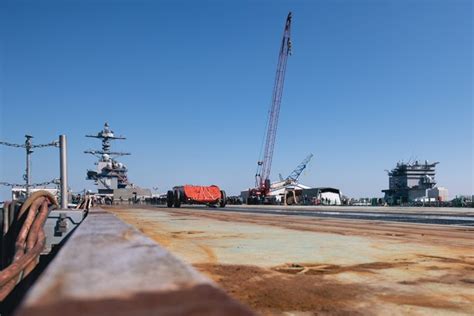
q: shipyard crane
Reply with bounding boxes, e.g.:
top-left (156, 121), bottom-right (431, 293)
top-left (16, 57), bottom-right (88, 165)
top-left (248, 12), bottom-right (292, 204)
top-left (279, 153), bottom-right (314, 184)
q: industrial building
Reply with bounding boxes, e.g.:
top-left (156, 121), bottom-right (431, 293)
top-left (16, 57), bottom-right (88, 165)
top-left (241, 185), bottom-right (342, 206)
top-left (382, 160), bottom-right (448, 204)
top-left (301, 188), bottom-right (342, 205)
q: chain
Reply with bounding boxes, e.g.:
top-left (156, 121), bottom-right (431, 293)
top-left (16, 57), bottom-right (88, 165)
top-left (0, 141), bottom-right (59, 148)
top-left (32, 141), bottom-right (59, 148)
top-left (0, 179), bottom-right (60, 187)
top-left (0, 141), bottom-right (24, 148)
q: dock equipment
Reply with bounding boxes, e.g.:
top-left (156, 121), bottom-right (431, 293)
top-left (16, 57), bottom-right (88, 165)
top-left (167, 185), bottom-right (226, 208)
top-left (279, 153), bottom-right (314, 184)
top-left (248, 12), bottom-right (292, 204)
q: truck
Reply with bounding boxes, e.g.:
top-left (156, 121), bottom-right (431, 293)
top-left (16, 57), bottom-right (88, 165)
top-left (167, 185), bottom-right (226, 208)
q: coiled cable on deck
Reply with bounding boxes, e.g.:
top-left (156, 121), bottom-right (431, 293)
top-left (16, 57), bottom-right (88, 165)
top-left (0, 191), bottom-right (57, 300)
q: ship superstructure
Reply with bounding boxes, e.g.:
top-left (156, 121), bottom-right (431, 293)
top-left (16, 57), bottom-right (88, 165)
top-left (85, 123), bottom-right (131, 194)
top-left (382, 160), bottom-right (447, 204)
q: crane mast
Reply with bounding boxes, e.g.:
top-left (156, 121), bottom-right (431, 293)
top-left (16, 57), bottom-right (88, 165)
top-left (255, 12), bottom-right (293, 195)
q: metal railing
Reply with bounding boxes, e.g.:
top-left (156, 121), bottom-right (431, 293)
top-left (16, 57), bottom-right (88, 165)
top-left (1, 135), bottom-right (68, 209)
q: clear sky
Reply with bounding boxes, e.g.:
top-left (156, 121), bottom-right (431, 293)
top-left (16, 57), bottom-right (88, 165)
top-left (1, 0), bottom-right (472, 200)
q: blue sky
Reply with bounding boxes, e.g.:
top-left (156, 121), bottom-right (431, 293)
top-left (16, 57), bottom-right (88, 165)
top-left (1, 0), bottom-right (472, 199)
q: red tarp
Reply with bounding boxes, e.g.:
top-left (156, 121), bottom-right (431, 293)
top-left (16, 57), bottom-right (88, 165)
top-left (183, 185), bottom-right (221, 203)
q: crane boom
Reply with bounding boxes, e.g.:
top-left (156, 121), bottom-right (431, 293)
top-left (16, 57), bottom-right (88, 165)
top-left (286, 153), bottom-right (313, 182)
top-left (256, 12), bottom-right (292, 194)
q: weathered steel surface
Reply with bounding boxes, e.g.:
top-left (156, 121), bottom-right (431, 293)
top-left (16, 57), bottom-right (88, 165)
top-left (110, 206), bottom-right (474, 315)
top-left (16, 208), bottom-right (253, 316)
top-left (42, 209), bottom-right (85, 254)
top-left (227, 204), bottom-right (474, 215)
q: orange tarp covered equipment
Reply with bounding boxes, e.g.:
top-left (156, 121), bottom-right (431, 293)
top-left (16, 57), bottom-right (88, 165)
top-left (183, 185), bottom-right (222, 203)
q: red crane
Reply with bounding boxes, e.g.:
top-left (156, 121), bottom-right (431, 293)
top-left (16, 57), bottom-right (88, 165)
top-left (249, 12), bottom-right (293, 204)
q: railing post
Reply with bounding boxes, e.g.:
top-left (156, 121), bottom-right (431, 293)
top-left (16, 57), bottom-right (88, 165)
top-left (59, 135), bottom-right (68, 209)
top-left (25, 135), bottom-right (33, 197)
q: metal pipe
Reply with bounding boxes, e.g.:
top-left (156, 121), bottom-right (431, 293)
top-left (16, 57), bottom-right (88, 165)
top-left (59, 135), bottom-right (68, 209)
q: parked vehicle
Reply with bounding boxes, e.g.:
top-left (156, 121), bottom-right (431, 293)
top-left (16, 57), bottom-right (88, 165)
top-left (167, 185), bottom-right (226, 208)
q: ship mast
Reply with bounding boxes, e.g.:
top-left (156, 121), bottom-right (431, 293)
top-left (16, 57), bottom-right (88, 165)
top-left (84, 122), bottom-right (131, 192)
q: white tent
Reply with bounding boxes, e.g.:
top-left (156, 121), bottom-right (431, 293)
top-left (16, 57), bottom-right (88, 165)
top-left (267, 180), bottom-right (311, 203)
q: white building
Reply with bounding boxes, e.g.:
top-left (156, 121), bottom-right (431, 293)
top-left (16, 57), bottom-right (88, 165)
top-left (427, 187), bottom-right (449, 202)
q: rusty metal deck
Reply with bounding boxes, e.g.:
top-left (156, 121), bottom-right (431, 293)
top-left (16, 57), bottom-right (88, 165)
top-left (110, 206), bottom-right (474, 316)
